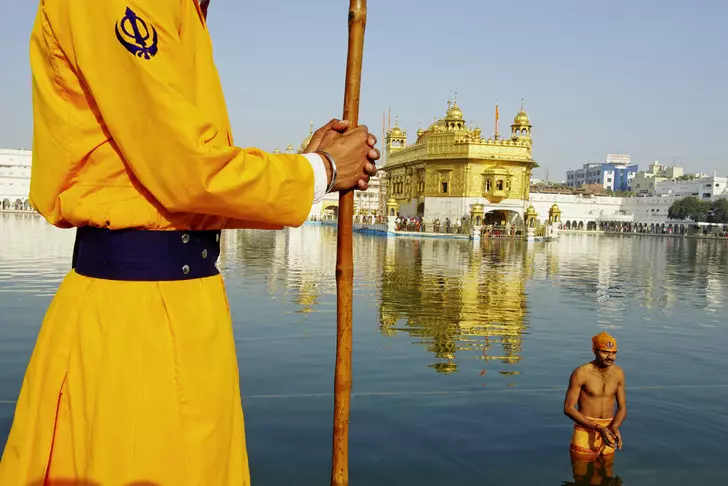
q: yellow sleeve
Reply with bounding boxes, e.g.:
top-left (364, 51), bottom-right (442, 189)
top-left (61, 0), bottom-right (314, 226)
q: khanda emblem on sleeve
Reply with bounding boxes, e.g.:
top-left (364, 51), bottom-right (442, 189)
top-left (115, 7), bottom-right (159, 60)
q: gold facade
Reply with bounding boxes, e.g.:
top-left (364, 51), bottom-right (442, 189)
top-left (383, 99), bottom-right (538, 212)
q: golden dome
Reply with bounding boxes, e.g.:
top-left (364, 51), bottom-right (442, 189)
top-left (513, 109), bottom-right (530, 126)
top-left (286, 144), bottom-right (295, 153)
top-left (389, 117), bottom-right (405, 138)
top-left (273, 148), bottom-right (281, 154)
top-left (513, 100), bottom-right (530, 126)
top-left (299, 120), bottom-right (314, 151)
top-left (446, 102), bottom-right (463, 120)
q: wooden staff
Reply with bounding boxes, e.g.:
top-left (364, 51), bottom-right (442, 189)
top-left (332, 1), bottom-right (366, 485)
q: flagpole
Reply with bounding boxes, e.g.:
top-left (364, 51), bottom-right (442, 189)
top-left (332, 1), bottom-right (366, 485)
top-left (494, 103), bottom-right (499, 140)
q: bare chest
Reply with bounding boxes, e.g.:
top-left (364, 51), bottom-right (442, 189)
top-left (581, 372), bottom-right (619, 398)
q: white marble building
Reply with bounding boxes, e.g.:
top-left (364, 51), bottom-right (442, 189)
top-left (0, 149), bottom-right (32, 210)
top-left (655, 174), bottom-right (727, 200)
top-left (399, 191), bottom-right (706, 231)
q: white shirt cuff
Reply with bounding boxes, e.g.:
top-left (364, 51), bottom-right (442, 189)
top-left (302, 153), bottom-right (328, 204)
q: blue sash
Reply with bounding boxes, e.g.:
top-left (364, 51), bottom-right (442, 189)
top-left (72, 226), bottom-right (221, 281)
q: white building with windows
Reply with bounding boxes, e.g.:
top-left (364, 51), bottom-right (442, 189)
top-left (0, 149), bottom-right (33, 210)
top-left (655, 173), bottom-right (727, 201)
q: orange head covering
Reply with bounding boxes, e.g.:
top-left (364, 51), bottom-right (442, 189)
top-left (592, 332), bottom-right (618, 352)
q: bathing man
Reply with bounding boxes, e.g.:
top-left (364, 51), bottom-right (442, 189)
top-left (564, 332), bottom-right (627, 461)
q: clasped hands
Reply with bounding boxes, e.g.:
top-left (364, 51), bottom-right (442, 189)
top-left (303, 119), bottom-right (380, 192)
top-left (598, 424), bottom-right (623, 451)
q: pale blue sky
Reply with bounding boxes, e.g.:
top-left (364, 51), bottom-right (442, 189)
top-left (1, 0), bottom-right (726, 180)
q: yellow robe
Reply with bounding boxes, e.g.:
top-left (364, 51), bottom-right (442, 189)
top-left (0, 0), bottom-right (314, 484)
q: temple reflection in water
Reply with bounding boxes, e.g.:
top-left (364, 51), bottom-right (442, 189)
top-left (222, 225), bottom-right (558, 374)
top-left (379, 237), bottom-right (541, 373)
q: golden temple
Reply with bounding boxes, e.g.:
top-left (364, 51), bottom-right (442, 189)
top-left (383, 97), bottom-right (538, 225)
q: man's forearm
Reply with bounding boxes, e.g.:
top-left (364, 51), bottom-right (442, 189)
top-left (610, 406), bottom-right (627, 429)
top-left (565, 408), bottom-right (605, 431)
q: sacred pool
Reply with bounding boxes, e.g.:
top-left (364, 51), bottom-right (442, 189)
top-left (1, 213), bottom-right (726, 485)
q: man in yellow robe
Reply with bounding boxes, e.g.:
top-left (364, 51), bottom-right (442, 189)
top-left (0, 0), bottom-right (379, 484)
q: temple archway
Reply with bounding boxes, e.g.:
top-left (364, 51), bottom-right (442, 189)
top-left (483, 209), bottom-right (522, 227)
top-left (324, 205), bottom-right (339, 219)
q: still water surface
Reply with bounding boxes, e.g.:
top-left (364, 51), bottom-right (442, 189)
top-left (1, 213), bottom-right (727, 485)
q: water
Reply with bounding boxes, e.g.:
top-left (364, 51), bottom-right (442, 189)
top-left (1, 213), bottom-right (727, 485)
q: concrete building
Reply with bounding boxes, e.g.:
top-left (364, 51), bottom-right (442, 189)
top-left (566, 155), bottom-right (638, 192)
top-left (0, 149), bottom-right (32, 210)
top-left (631, 161), bottom-right (684, 196)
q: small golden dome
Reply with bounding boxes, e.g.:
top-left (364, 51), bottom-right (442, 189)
top-left (273, 148), bottom-right (281, 154)
top-left (389, 118), bottom-right (404, 138)
top-left (513, 110), bottom-right (530, 126)
top-left (473, 127), bottom-right (482, 138)
top-left (513, 100), bottom-right (530, 126)
top-left (299, 120), bottom-right (314, 151)
top-left (447, 102), bottom-right (463, 120)
top-left (286, 144), bottom-right (295, 153)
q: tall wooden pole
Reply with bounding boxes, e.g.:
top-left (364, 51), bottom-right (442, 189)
top-left (332, 1), bottom-right (366, 485)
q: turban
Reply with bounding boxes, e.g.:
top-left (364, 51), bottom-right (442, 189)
top-left (592, 332), bottom-right (617, 352)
